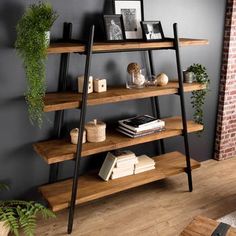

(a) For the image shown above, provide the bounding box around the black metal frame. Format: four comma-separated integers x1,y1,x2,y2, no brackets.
67,25,95,234
49,22,72,183
48,22,193,234
173,23,193,192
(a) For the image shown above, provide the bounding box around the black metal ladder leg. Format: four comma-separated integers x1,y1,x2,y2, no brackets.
173,23,193,192
148,50,166,154
67,25,95,234
49,22,72,183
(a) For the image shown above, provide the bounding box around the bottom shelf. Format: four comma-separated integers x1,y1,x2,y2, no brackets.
39,151,201,212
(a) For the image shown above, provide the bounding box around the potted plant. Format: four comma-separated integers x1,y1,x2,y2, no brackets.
187,63,209,126
0,183,55,236
15,2,58,127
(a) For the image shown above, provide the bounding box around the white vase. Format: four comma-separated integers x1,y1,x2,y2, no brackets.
45,31,50,47
0,222,10,236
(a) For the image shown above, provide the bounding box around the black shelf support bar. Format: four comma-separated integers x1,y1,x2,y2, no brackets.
49,22,72,183
173,23,193,192
148,50,166,154
67,25,95,234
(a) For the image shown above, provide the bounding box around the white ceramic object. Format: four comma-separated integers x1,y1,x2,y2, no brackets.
94,78,107,93
78,75,93,93
155,73,169,86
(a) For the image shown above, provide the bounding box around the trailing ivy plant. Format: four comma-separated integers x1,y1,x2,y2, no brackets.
188,63,209,126
0,183,55,236
15,2,58,127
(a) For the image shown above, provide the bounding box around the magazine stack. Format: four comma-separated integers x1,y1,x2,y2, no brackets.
117,115,165,138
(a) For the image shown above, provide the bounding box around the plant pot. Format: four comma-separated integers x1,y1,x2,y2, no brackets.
45,31,50,47
183,70,194,83
0,222,10,236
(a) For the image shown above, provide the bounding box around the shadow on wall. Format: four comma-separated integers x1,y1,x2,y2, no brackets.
0,1,24,47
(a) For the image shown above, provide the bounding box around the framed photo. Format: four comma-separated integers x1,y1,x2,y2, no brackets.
103,15,126,41
141,21,165,41
113,0,144,40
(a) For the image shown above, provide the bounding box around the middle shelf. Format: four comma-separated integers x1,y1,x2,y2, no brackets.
44,82,206,112
34,116,203,165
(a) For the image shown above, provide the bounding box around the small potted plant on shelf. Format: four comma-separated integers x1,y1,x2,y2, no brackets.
187,63,209,126
15,1,58,128
0,182,55,236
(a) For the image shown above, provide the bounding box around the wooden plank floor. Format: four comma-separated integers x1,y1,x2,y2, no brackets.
36,157,236,236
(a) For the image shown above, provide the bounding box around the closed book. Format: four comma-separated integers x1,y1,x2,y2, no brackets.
112,166,134,174
118,119,165,132
120,115,158,128
111,169,134,179
134,166,155,174
135,164,155,171
114,150,136,162
98,152,117,181
117,127,165,138
116,158,138,168
135,155,155,169
118,125,165,135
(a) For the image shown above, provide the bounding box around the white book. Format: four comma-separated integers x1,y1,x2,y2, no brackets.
135,155,155,169
116,151,136,163
111,169,134,179
135,163,155,171
99,152,117,181
112,166,134,174
116,158,138,168
134,166,156,174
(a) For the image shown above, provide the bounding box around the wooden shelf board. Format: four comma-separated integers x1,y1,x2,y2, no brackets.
44,82,207,112
39,151,201,212
47,38,209,54
33,117,203,165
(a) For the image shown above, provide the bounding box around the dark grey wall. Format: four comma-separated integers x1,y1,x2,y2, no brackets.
0,0,225,199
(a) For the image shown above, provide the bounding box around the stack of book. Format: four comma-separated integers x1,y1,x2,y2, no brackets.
117,115,165,138
99,150,137,181
134,155,156,174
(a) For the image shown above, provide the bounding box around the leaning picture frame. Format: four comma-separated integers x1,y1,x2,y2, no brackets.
113,0,144,40
103,15,126,41
141,21,165,41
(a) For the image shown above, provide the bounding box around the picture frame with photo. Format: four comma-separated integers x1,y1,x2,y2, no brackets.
103,15,126,41
141,21,165,41
113,0,144,40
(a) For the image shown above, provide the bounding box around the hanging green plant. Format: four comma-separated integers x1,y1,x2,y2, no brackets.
15,2,58,127
188,63,209,126
0,183,55,236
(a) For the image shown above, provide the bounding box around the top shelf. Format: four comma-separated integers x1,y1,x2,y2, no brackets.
47,38,209,54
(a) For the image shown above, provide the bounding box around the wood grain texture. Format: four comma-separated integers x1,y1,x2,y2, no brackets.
33,117,203,164
44,82,207,112
46,38,209,54
39,151,200,212
180,216,236,236
35,158,236,236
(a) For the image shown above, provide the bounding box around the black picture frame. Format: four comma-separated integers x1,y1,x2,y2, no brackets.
113,0,144,40
103,14,126,41
141,21,165,41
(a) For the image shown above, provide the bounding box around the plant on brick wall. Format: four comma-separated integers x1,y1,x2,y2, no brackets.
188,63,209,125
15,2,58,127
0,183,55,236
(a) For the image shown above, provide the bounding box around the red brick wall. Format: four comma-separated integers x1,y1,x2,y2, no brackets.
215,0,236,160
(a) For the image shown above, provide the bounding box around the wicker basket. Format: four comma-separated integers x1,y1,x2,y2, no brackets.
85,119,106,143
70,128,86,145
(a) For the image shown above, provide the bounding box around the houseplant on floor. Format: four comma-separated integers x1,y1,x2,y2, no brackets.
15,2,58,127
187,63,209,126
0,183,55,236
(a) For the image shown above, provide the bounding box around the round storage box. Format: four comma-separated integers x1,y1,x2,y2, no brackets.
85,119,106,143
70,128,86,145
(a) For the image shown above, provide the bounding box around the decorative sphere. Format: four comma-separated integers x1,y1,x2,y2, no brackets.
127,63,141,75
155,73,169,86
